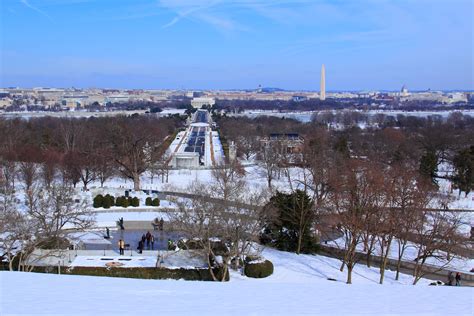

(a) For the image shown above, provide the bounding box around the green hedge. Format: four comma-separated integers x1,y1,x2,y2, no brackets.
244,260,274,278
93,194,114,208
31,266,229,281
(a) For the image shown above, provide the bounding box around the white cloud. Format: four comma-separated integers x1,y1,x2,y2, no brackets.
19,0,54,22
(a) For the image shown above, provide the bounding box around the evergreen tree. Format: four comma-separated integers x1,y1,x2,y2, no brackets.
93,194,103,208
260,190,317,254
420,150,438,183
452,146,474,196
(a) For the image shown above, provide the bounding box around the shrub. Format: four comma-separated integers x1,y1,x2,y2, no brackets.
115,196,124,207
131,197,140,207
102,194,115,209
151,198,160,207
244,260,274,278
93,194,103,208
122,197,129,208
102,197,111,209
145,197,152,206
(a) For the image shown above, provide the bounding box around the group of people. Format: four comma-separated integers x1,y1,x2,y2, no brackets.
153,217,165,231
447,272,462,286
117,231,156,255
137,231,155,253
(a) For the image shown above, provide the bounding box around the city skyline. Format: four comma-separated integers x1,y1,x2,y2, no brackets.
1,0,473,90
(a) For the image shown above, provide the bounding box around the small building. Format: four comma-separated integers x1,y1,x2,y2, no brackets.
191,97,215,109
170,152,200,169
260,133,305,163
292,95,308,102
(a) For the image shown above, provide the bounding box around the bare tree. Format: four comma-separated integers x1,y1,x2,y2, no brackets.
329,160,382,284
257,143,280,191
388,165,434,280
95,153,114,188
157,153,172,184
167,170,266,281
210,160,246,201
18,161,38,192
15,183,94,271
411,210,464,285
40,150,59,188
106,117,168,191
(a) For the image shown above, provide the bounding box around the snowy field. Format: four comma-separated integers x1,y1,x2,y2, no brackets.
1,247,473,315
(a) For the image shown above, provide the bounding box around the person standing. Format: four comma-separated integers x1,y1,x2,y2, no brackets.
455,272,462,286
118,239,125,255
447,272,454,286
159,218,164,231
138,240,144,254
146,231,151,249
150,235,155,250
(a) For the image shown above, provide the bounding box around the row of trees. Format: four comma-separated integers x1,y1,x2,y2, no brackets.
217,113,474,196
327,160,464,284
0,115,182,191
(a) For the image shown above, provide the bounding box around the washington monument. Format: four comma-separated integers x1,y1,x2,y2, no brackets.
320,64,326,101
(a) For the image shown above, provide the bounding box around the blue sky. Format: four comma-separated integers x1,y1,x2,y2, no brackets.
1,0,472,90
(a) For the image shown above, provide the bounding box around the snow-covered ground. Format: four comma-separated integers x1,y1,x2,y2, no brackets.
2,247,473,315
230,109,474,123
327,236,474,273
70,250,207,269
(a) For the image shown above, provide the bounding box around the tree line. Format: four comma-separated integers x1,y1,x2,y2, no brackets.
0,115,183,191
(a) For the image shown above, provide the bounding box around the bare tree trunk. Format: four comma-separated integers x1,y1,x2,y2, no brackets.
133,174,140,191
395,240,407,281
347,264,353,284
366,236,376,267
297,231,303,255
379,240,392,284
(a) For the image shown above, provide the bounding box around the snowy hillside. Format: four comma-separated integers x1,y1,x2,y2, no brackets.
2,247,473,315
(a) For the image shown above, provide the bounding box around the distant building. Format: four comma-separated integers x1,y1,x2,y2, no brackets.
400,85,409,97
292,95,308,102
447,92,468,103
186,91,203,98
191,97,215,109
261,133,304,163
467,93,474,104
106,95,130,103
